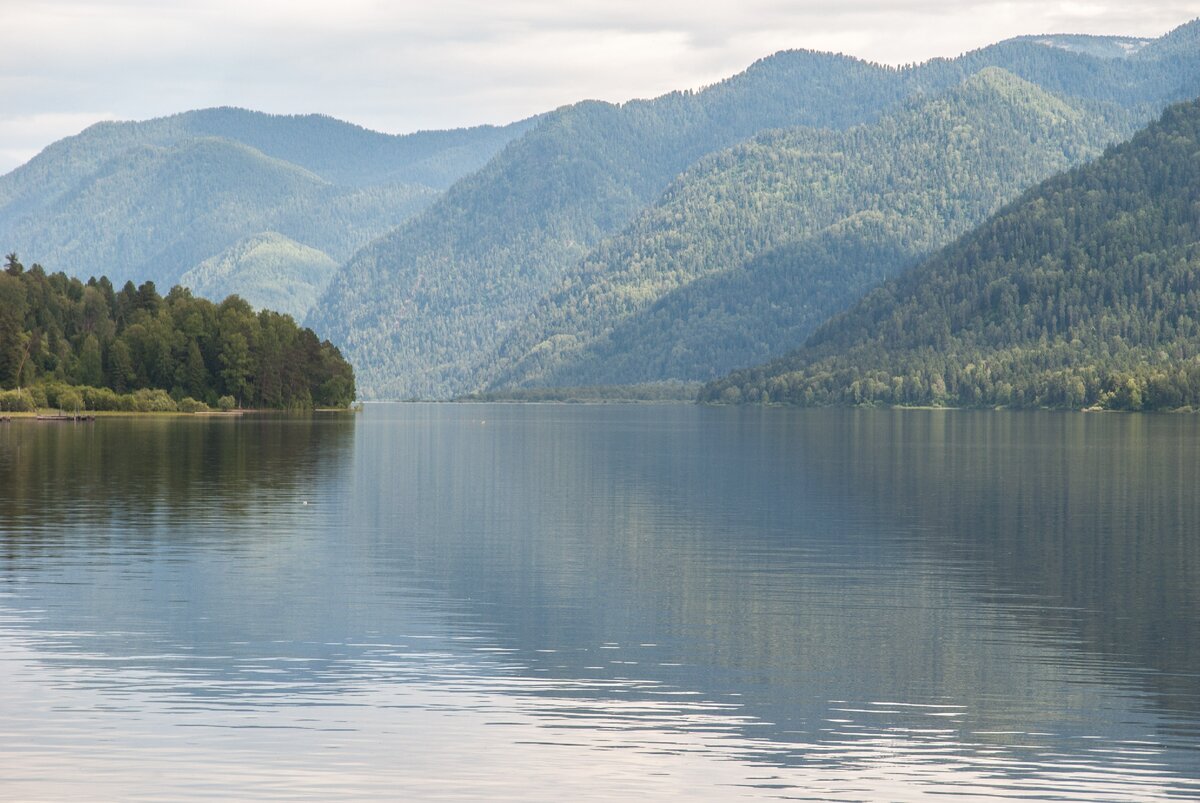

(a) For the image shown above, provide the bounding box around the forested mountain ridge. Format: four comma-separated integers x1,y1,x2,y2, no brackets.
0,254,354,411
309,50,918,399
699,98,1200,411
0,107,537,309
311,20,1200,399
0,106,536,211
484,68,1133,390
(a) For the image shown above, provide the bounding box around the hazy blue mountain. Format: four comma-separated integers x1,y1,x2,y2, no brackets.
0,136,438,294
0,107,536,311
311,20,1200,399
179,232,340,320
699,98,1200,411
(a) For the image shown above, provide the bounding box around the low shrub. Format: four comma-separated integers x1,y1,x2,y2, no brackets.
131,388,177,412
178,396,210,413
57,388,84,413
0,389,35,412
82,386,122,411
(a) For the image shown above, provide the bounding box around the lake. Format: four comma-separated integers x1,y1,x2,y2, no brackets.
0,403,1197,800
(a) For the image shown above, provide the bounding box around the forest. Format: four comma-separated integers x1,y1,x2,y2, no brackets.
700,99,1200,412
311,21,1200,399
485,68,1130,391
0,254,355,412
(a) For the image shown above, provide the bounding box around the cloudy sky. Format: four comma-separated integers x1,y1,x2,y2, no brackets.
1,0,1197,172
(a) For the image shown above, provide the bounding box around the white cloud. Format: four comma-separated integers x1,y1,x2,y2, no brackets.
0,0,1196,173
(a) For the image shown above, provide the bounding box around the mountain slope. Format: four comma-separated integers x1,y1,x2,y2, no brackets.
1,136,438,292
0,107,536,308
179,232,340,319
486,69,1132,389
310,51,916,399
0,107,535,217
700,99,1200,410
312,21,1200,399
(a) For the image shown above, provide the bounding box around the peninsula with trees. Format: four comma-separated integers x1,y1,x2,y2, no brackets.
0,255,355,413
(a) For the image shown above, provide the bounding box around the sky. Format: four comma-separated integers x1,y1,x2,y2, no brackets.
1,0,1197,173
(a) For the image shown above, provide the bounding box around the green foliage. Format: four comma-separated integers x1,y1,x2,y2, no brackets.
130,389,177,412
178,396,210,413
0,263,355,409
700,99,1200,412
56,387,83,412
0,388,34,411
310,21,1200,399
487,70,1132,390
217,395,236,412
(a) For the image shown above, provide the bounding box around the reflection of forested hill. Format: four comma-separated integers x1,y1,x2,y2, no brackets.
1,407,1196,789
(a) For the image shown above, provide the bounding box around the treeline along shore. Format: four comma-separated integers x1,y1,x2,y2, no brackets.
0,254,355,413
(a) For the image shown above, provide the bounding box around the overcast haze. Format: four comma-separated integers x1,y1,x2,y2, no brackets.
1,0,1197,174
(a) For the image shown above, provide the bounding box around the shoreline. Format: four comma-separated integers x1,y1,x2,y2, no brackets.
0,407,359,420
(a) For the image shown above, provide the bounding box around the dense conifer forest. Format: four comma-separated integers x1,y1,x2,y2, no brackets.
485,69,1130,390
0,255,355,412
700,99,1200,411
311,21,1200,399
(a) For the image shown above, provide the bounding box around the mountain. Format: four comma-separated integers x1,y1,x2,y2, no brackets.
485,69,1132,389
311,20,1200,399
310,51,916,399
0,107,537,308
699,98,1200,411
179,232,340,320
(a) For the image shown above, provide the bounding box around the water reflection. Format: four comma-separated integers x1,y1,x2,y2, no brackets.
0,406,1197,800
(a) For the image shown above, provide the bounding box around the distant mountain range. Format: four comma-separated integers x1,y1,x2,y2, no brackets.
701,97,1200,411
0,108,537,313
310,19,1200,398
4,19,1200,401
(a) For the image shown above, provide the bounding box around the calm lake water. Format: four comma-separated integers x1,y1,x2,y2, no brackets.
0,403,1197,800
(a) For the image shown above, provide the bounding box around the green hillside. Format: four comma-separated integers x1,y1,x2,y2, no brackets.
487,69,1132,389
0,108,535,310
311,21,1200,399
700,99,1200,411
310,50,917,399
0,137,437,296
179,232,340,320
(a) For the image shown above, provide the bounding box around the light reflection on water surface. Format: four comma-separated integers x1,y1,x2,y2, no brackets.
0,404,1197,800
